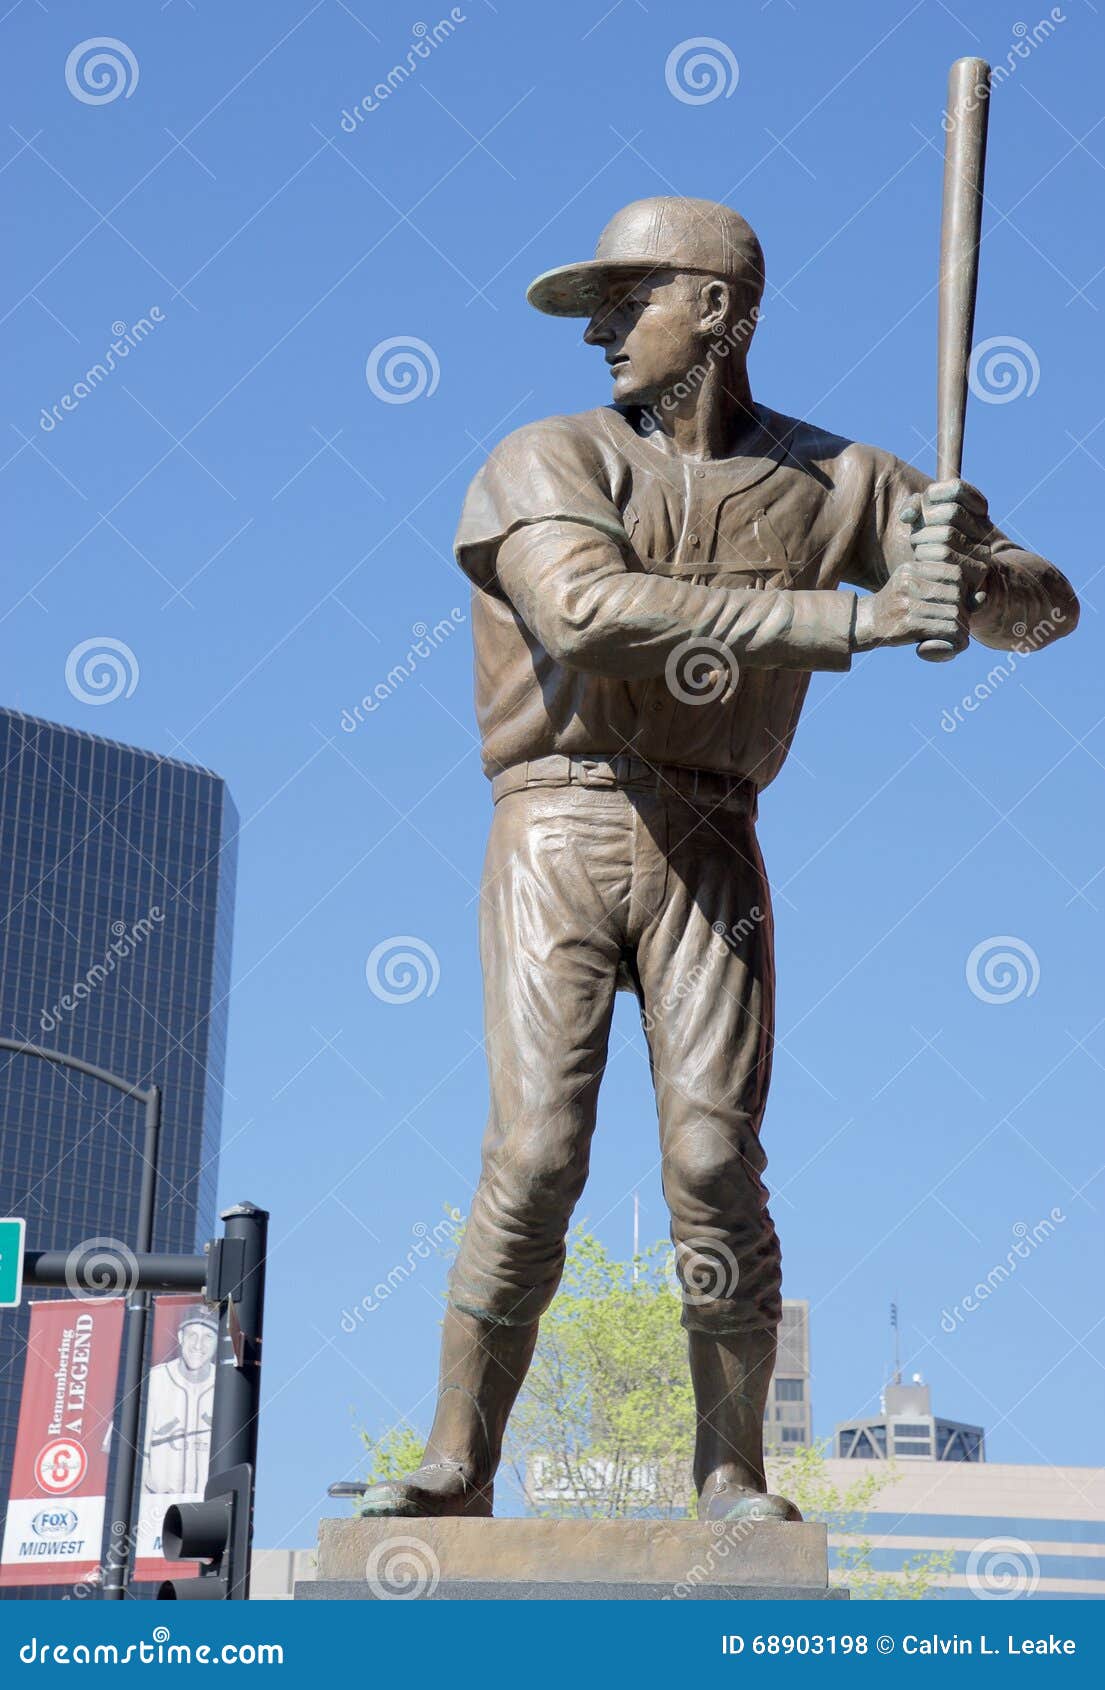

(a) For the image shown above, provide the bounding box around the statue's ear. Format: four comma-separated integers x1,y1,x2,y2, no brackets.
697,278,730,333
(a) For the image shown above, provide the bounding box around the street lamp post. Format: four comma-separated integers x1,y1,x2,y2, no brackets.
0,1036,162,1599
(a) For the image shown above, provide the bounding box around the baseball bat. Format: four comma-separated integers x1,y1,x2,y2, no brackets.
917,55,991,663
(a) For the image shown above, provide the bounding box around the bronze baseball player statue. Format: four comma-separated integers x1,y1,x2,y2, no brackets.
361,194,1077,1524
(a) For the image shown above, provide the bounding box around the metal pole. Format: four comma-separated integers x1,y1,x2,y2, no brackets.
23,1251,206,1293
207,1202,267,1597
209,1203,267,1475
102,1085,161,1600
0,1037,152,1102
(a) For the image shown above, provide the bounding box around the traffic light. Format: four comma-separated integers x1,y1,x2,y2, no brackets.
158,1205,266,1600
158,1464,252,1599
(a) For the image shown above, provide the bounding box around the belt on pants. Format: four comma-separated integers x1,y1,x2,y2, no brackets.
490,753,759,815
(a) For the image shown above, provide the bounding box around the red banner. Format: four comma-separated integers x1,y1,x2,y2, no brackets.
0,1299,124,1587
133,1294,214,1584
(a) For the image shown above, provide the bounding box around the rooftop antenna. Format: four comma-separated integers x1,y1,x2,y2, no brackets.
890,1299,902,1385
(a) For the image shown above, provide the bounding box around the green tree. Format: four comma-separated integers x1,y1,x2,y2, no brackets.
360,1422,425,1486
504,1228,696,1517
767,1441,953,1600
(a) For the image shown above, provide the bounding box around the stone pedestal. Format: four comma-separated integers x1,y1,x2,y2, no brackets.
296,1517,846,1600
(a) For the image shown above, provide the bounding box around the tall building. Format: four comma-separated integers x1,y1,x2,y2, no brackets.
834,1374,985,1463
0,709,237,1573
819,1457,1105,1600
764,1298,813,1450
778,1372,1104,1598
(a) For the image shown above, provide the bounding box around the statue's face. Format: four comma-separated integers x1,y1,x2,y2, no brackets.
583,269,722,406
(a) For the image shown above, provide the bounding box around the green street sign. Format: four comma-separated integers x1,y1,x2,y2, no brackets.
0,1218,26,1308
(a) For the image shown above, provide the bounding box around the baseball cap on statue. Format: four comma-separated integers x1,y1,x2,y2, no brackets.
527,196,765,318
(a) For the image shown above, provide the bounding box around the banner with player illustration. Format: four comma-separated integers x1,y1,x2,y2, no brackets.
0,1294,216,1588
0,1298,124,1587
132,1294,216,1583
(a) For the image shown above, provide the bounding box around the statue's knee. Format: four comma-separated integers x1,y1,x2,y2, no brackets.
665,1129,756,1211
487,1127,587,1225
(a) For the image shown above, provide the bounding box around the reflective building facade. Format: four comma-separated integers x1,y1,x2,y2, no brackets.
0,709,237,1572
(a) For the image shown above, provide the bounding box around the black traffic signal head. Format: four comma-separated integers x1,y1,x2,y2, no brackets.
157,1465,252,1600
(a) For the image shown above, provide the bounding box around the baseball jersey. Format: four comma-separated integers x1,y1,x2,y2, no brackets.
454,404,1075,787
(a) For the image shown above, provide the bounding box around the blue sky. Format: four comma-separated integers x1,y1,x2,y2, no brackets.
3,0,1103,1550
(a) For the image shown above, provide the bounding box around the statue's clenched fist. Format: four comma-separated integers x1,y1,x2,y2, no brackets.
853,478,991,653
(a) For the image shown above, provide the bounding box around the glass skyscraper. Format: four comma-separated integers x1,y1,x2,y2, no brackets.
0,708,237,1577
